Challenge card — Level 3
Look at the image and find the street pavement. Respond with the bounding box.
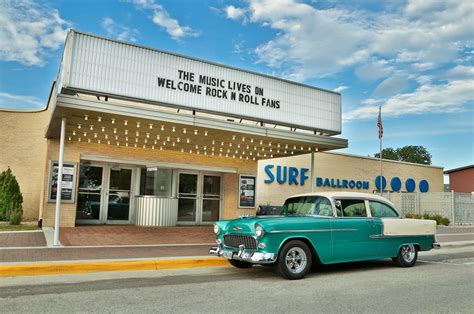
[1,246,473,313]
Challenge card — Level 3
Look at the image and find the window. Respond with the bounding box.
[283,196,333,216]
[139,167,172,197]
[369,201,399,218]
[335,199,367,217]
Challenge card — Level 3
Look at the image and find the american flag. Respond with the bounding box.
[377,106,383,139]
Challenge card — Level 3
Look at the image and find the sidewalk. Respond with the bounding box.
[0,225,473,277]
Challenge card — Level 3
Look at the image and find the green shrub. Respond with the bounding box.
[405,212,450,225]
[405,213,423,219]
[0,167,23,223]
[8,207,22,225]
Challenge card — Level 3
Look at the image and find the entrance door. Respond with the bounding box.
[106,167,133,223]
[177,172,222,224]
[76,163,133,224]
[177,173,199,223]
[201,175,221,223]
[76,165,104,223]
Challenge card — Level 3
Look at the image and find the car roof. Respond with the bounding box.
[288,191,395,205]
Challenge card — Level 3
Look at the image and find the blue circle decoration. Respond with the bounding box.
[390,177,402,191]
[375,176,387,191]
[419,180,429,193]
[405,178,416,192]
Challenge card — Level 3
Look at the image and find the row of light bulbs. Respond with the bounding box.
[78,115,311,149]
[71,115,318,159]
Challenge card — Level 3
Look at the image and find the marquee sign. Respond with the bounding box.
[62,31,341,133]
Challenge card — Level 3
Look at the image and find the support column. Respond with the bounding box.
[310,152,315,192]
[53,117,67,246]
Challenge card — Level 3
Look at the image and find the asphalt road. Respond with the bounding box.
[1,246,473,313]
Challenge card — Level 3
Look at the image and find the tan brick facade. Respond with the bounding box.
[0,110,50,221]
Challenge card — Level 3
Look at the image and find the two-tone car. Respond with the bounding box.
[209,192,440,279]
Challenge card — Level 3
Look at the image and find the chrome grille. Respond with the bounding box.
[223,234,257,250]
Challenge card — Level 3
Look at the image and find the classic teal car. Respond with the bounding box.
[209,192,440,279]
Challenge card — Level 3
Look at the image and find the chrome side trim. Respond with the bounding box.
[370,234,435,239]
[268,228,357,234]
[433,242,441,249]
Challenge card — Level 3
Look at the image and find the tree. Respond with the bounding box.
[374,145,432,165]
[0,167,23,224]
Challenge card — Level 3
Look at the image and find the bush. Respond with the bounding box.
[0,167,23,224]
[405,212,450,226]
[8,207,22,225]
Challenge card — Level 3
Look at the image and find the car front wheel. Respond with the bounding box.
[392,244,418,267]
[277,240,312,280]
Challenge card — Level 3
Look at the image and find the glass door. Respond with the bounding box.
[106,167,133,222]
[202,175,221,223]
[76,165,104,224]
[177,173,199,223]
[177,172,222,224]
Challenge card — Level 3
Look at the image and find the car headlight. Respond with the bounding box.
[255,224,265,238]
[213,224,220,235]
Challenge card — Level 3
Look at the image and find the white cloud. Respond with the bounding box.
[373,74,409,97]
[228,0,473,80]
[445,65,474,79]
[0,91,43,109]
[334,85,349,93]
[355,58,394,80]
[225,5,246,20]
[344,79,474,121]
[101,17,139,42]
[132,0,199,40]
[0,0,71,66]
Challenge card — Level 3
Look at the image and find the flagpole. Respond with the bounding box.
[379,106,383,195]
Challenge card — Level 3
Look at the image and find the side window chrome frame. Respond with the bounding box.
[331,197,368,218]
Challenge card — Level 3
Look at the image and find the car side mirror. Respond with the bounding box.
[335,200,341,208]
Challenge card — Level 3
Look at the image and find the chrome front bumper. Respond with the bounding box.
[433,242,441,249]
[209,246,276,264]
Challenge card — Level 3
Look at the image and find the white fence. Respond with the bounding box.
[382,192,474,225]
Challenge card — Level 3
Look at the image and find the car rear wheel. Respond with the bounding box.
[277,240,312,280]
[392,244,418,267]
[228,259,253,268]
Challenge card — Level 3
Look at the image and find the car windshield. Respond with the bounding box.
[282,196,333,216]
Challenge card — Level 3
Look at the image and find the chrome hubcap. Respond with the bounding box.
[401,245,416,263]
[285,247,307,274]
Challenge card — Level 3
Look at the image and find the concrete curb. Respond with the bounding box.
[439,241,474,248]
[0,257,228,278]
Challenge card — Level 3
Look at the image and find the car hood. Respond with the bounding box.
[220,215,328,235]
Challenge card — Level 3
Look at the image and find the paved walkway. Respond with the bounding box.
[0,245,211,263]
[60,225,214,246]
[0,231,46,248]
[1,225,473,265]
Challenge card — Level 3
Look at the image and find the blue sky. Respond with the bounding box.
[0,0,473,171]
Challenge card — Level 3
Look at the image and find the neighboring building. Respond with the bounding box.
[257,152,444,206]
[444,165,474,193]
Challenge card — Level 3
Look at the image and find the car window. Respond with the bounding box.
[335,199,367,217]
[283,196,333,216]
[369,201,399,218]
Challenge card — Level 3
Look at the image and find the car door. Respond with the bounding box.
[330,198,379,262]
